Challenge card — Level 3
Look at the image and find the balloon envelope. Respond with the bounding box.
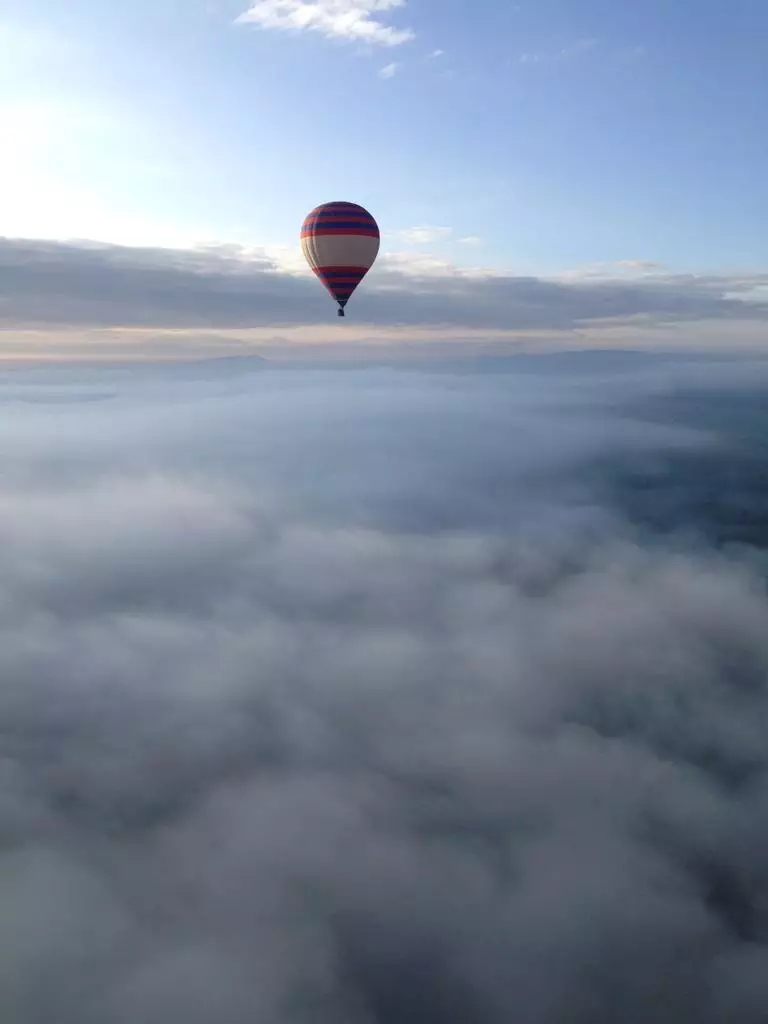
[301,202,380,316]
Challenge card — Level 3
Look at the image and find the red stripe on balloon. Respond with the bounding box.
[313,266,370,272]
[301,227,379,237]
[304,212,376,221]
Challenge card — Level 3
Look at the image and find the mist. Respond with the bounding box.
[0,351,767,1022]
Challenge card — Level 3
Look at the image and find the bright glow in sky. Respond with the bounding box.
[4,1,768,268]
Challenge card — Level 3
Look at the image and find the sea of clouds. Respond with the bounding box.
[0,352,767,1022]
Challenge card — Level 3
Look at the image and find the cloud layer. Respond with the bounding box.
[0,357,767,1020]
[236,0,414,46]
[1,237,767,339]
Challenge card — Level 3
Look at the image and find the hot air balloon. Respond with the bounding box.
[301,201,380,317]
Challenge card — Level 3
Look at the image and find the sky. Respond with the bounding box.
[1,0,768,357]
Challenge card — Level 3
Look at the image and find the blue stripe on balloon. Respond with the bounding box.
[304,220,378,231]
[318,204,369,212]
[306,210,375,220]
[303,217,375,224]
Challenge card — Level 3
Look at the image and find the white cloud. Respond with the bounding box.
[390,227,481,249]
[378,61,398,78]
[519,38,598,66]
[614,259,661,270]
[396,226,453,245]
[235,0,414,46]
[428,48,444,57]
[259,243,315,275]
[378,250,459,277]
[558,260,665,281]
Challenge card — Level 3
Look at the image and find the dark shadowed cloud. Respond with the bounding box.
[0,354,767,1021]
[2,236,767,333]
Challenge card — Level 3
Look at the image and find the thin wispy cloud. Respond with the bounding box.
[396,226,453,245]
[378,61,398,78]
[560,260,665,281]
[519,37,598,65]
[235,0,414,46]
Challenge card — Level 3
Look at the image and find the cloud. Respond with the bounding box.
[378,61,398,78]
[235,0,414,47]
[0,237,767,343]
[0,358,766,1019]
[519,37,598,66]
[560,37,597,57]
[560,260,665,281]
[459,236,482,246]
[395,226,453,245]
[616,260,663,271]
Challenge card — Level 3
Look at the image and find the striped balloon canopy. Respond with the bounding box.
[300,201,380,317]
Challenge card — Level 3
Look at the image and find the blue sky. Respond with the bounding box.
[3,0,767,275]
